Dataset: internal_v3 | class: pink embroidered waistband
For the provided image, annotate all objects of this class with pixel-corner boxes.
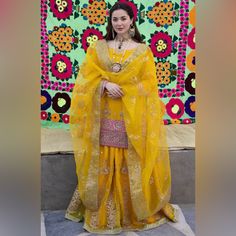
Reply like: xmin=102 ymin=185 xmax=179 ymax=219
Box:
xmin=100 ymin=118 xmax=128 ymax=148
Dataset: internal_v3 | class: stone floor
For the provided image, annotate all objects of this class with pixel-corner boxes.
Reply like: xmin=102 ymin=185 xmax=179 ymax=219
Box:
xmin=42 ymin=204 xmax=195 ymax=236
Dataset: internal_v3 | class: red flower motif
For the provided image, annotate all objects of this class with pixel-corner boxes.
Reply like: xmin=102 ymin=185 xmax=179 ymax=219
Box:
xmin=183 ymin=118 xmax=192 ymax=124
xmin=62 ymin=114 xmax=70 ymax=124
xmin=166 ymin=98 xmax=184 ymax=119
xmin=188 ymin=28 xmax=195 ymax=49
xmin=51 ymin=54 xmax=72 ymax=80
xmin=50 ymin=0 xmax=73 ymax=20
xmin=150 ymin=32 xmax=172 ymax=58
xmin=81 ymin=28 xmax=103 ymax=51
xmin=41 ymin=111 xmax=48 ymax=120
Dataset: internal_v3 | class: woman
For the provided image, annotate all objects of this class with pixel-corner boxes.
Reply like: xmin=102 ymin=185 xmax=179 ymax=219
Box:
xmin=65 ymin=2 xmax=178 ymax=234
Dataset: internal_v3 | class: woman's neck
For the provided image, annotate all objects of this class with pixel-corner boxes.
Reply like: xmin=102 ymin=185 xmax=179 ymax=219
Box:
xmin=115 ymin=33 xmax=131 ymax=41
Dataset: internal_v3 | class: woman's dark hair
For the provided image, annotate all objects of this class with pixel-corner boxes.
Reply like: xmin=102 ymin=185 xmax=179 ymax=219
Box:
xmin=104 ymin=2 xmax=144 ymax=43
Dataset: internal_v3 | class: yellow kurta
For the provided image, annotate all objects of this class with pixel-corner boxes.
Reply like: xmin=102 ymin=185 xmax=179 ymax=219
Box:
xmin=65 ymin=41 xmax=178 ymax=234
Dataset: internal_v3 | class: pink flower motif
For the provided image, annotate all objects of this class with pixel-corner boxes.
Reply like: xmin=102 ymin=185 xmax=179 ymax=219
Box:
xmin=41 ymin=111 xmax=48 ymax=120
xmin=62 ymin=114 xmax=70 ymax=124
xmin=164 ymin=120 xmax=169 ymax=125
xmin=183 ymin=118 xmax=192 ymax=124
xmin=166 ymin=98 xmax=184 ymax=119
xmin=50 ymin=0 xmax=73 ymax=20
xmin=81 ymin=28 xmax=103 ymax=51
xmin=188 ymin=28 xmax=195 ymax=49
xmin=150 ymin=32 xmax=172 ymax=58
xmin=51 ymin=54 xmax=72 ymax=80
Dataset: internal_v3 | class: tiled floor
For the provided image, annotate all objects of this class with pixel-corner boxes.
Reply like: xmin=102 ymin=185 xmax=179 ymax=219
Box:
xmin=42 ymin=204 xmax=195 ymax=236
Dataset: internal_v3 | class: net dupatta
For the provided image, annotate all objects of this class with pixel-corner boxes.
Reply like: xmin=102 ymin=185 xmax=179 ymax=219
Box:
xmin=70 ymin=40 xmax=171 ymax=221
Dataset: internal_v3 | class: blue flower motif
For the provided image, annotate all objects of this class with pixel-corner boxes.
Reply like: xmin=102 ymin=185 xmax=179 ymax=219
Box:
xmin=185 ymin=96 xmax=195 ymax=117
xmin=41 ymin=90 xmax=51 ymax=110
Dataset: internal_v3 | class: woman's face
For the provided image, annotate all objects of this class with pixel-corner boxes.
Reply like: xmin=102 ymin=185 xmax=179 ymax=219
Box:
xmin=111 ymin=9 xmax=133 ymax=36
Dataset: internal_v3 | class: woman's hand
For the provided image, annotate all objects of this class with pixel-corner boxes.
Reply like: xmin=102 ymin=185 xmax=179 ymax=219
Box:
xmin=105 ymin=82 xmax=124 ymax=99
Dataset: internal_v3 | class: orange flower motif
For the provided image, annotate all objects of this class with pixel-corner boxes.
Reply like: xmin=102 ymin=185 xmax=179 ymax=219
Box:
xmin=93 ymin=17 xmax=98 ymax=24
xmin=100 ymin=9 xmax=106 ymax=16
xmin=58 ymin=27 xmax=65 ymax=34
xmin=163 ymin=70 xmax=171 ymax=77
xmin=147 ymin=11 xmax=154 ymax=19
xmin=159 ymin=2 xmax=165 ymax=10
xmin=48 ymin=35 xmax=55 ymax=43
xmin=166 ymin=18 xmax=173 ymax=25
xmin=147 ymin=2 xmax=174 ymax=26
xmin=82 ymin=0 xmax=107 ymax=25
xmin=189 ymin=6 xmax=196 ymax=27
xmin=157 ymin=78 xmax=163 ymax=84
xmin=190 ymin=101 xmax=196 ymax=112
xmin=187 ymin=50 xmax=196 ymax=72
xmin=59 ymin=35 xmax=66 ymax=42
xmin=64 ymin=43 xmax=72 ymax=52
xmin=53 ymin=40 xmax=60 ymax=47
xmin=166 ymin=2 xmax=173 ymax=9
xmin=41 ymin=96 xmax=47 ymax=105
xmin=156 ymin=62 xmax=162 ymax=69
xmin=100 ymin=1 xmax=106 ymax=8
xmin=65 ymin=36 xmax=72 ymax=43
xmin=82 ymin=8 xmax=87 ymax=16
xmin=65 ymin=27 xmax=73 ymax=35
xmin=164 ymin=77 xmax=170 ymax=84
xmin=93 ymin=0 xmax=99 ymax=7
xmin=98 ymin=17 xmax=105 ymax=24
xmin=51 ymin=113 xmax=60 ymax=122
xmin=163 ymin=62 xmax=170 ymax=69
xmin=58 ymin=43 xmax=65 ymax=51
xmin=171 ymin=119 xmax=181 ymax=124
xmin=52 ymin=31 xmax=59 ymax=38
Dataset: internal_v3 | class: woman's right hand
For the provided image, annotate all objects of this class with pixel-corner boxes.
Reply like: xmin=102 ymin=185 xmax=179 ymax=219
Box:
xmin=105 ymin=82 xmax=124 ymax=99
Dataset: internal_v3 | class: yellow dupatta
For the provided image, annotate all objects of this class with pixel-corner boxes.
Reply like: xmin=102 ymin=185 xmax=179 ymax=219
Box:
xmin=70 ymin=39 xmax=171 ymax=221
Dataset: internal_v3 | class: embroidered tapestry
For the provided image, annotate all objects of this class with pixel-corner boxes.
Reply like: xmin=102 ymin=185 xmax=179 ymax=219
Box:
xmin=41 ymin=0 xmax=196 ymax=129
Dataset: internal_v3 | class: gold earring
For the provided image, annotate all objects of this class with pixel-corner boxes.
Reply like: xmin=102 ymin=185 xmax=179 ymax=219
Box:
xmin=129 ymin=24 xmax=135 ymax=37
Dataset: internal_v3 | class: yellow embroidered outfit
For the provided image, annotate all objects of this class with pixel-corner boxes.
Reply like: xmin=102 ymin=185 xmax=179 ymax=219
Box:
xmin=65 ymin=39 xmax=178 ymax=234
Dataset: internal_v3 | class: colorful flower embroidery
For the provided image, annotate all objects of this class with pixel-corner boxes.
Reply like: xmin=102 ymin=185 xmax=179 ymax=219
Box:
xmin=188 ymin=28 xmax=195 ymax=49
xmin=166 ymin=98 xmax=184 ymax=119
xmin=81 ymin=0 xmax=108 ymax=25
xmin=50 ymin=0 xmax=73 ymax=20
xmin=185 ymin=96 xmax=195 ymax=117
xmin=150 ymin=32 xmax=175 ymax=58
xmin=147 ymin=1 xmax=177 ymax=27
xmin=41 ymin=90 xmax=52 ymax=110
xmin=51 ymin=113 xmax=60 ymax=122
xmin=51 ymin=54 xmax=73 ymax=80
xmin=185 ymin=72 xmax=195 ymax=95
xmin=81 ymin=27 xmax=103 ymax=51
xmin=52 ymin=92 xmax=71 ymax=113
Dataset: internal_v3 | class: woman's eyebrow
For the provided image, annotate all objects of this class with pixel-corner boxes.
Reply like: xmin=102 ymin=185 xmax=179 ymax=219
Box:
xmin=112 ymin=16 xmax=127 ymax=19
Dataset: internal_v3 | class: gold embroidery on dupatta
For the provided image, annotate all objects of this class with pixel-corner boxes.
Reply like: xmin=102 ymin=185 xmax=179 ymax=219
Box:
xmin=126 ymin=140 xmax=149 ymax=220
xmin=83 ymin=85 xmax=101 ymax=210
xmin=90 ymin=211 xmax=99 ymax=229
xmin=106 ymin=193 xmax=117 ymax=229
xmin=65 ymin=186 xmax=85 ymax=221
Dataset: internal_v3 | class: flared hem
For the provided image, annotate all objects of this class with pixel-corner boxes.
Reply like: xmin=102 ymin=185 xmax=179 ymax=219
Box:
xmin=83 ymin=217 xmax=169 ymax=235
xmin=65 ymin=212 xmax=83 ymax=223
